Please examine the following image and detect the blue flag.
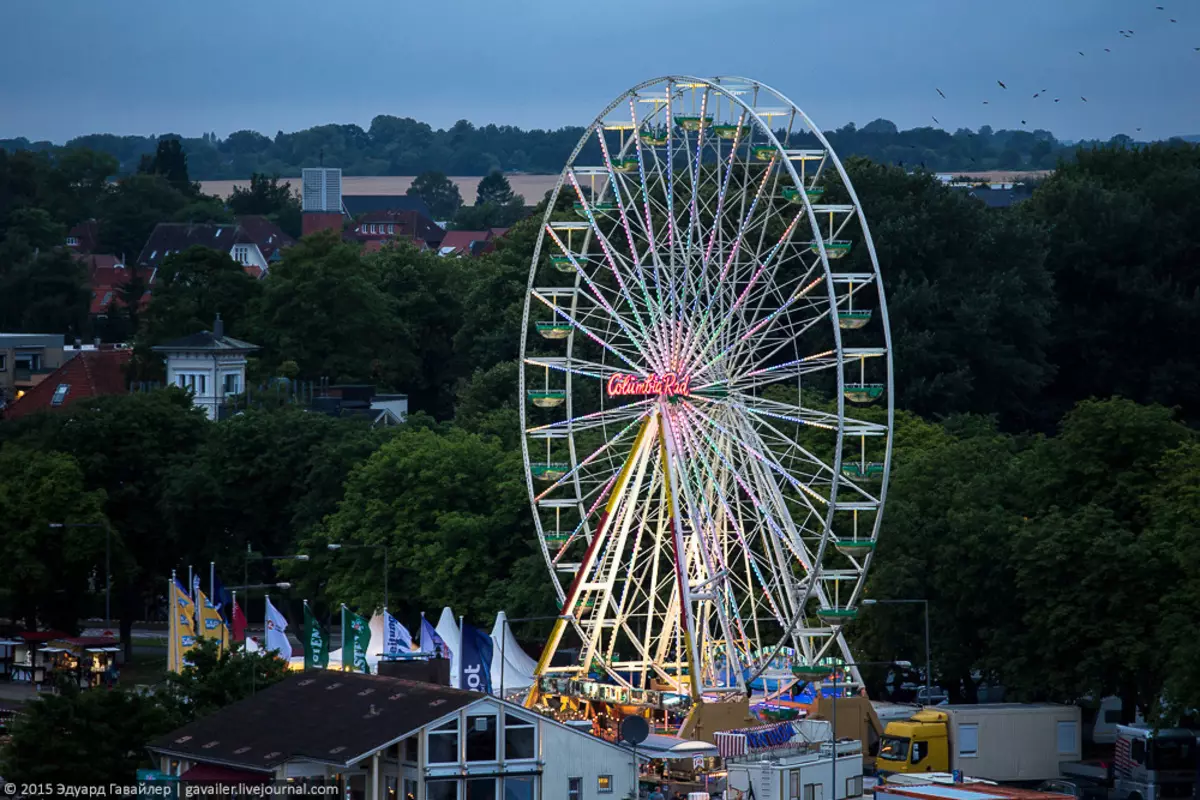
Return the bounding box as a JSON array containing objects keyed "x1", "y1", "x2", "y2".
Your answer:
[
  {"x1": 421, "y1": 616, "x2": 449, "y2": 659},
  {"x1": 459, "y1": 622, "x2": 493, "y2": 694},
  {"x1": 212, "y1": 573, "x2": 232, "y2": 624}
]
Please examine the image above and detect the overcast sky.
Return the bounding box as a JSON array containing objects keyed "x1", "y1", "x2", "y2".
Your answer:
[{"x1": 2, "y1": 0, "x2": 1197, "y2": 144}]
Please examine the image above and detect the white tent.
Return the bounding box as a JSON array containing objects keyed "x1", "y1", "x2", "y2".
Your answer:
[
  {"x1": 436, "y1": 607, "x2": 461, "y2": 688},
  {"x1": 489, "y1": 611, "x2": 537, "y2": 694}
]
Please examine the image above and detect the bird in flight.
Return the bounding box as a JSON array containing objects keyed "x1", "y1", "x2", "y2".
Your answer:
[
  {"x1": 1078, "y1": 50, "x2": 1086, "y2": 56},
  {"x1": 1156, "y1": 5, "x2": 1163, "y2": 9},
  {"x1": 936, "y1": 88, "x2": 946, "y2": 98},
  {"x1": 932, "y1": 116, "x2": 940, "y2": 124},
  {"x1": 1021, "y1": 120, "x2": 1027, "y2": 125},
  {"x1": 1033, "y1": 92, "x2": 1041, "y2": 98},
  {"x1": 1055, "y1": 98, "x2": 1061, "y2": 103},
  {"x1": 1081, "y1": 96, "x2": 1088, "y2": 102},
  {"x1": 983, "y1": 101, "x2": 990, "y2": 105},
  {"x1": 997, "y1": 80, "x2": 1007, "y2": 89},
  {"x1": 1105, "y1": 48, "x2": 1111, "y2": 52},
  {"x1": 1170, "y1": 18, "x2": 1177, "y2": 22},
  {"x1": 1137, "y1": 127, "x2": 1143, "y2": 131}
]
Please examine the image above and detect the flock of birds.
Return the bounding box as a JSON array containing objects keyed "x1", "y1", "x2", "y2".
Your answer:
[{"x1": 928, "y1": 3, "x2": 1195, "y2": 138}]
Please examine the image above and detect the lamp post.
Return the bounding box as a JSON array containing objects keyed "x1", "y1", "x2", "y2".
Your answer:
[
  {"x1": 243, "y1": 546, "x2": 310, "y2": 592},
  {"x1": 326, "y1": 543, "x2": 388, "y2": 613},
  {"x1": 226, "y1": 582, "x2": 292, "y2": 591},
  {"x1": 861, "y1": 598, "x2": 931, "y2": 703},
  {"x1": 50, "y1": 522, "x2": 110, "y2": 630},
  {"x1": 823, "y1": 659, "x2": 911, "y2": 800},
  {"x1": 496, "y1": 615, "x2": 559, "y2": 699}
]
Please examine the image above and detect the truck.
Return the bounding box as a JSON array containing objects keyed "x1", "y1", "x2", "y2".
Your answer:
[
  {"x1": 875, "y1": 703, "x2": 1083, "y2": 782},
  {"x1": 1059, "y1": 723, "x2": 1198, "y2": 800}
]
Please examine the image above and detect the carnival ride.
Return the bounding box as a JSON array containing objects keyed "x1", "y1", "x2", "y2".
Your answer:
[{"x1": 518, "y1": 76, "x2": 894, "y2": 716}]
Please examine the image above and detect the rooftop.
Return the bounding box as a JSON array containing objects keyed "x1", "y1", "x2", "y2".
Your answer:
[
  {"x1": 146, "y1": 671, "x2": 480, "y2": 771},
  {"x1": 2, "y1": 350, "x2": 131, "y2": 419},
  {"x1": 152, "y1": 330, "x2": 259, "y2": 353}
]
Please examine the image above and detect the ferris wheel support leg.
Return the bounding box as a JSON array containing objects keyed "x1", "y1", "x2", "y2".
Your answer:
[
  {"x1": 835, "y1": 630, "x2": 863, "y2": 689},
  {"x1": 658, "y1": 406, "x2": 704, "y2": 702}
]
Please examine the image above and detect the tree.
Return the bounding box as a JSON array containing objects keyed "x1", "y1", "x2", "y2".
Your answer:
[
  {"x1": 228, "y1": 172, "x2": 302, "y2": 237},
  {"x1": 0, "y1": 208, "x2": 90, "y2": 335},
  {"x1": 294, "y1": 426, "x2": 552, "y2": 622},
  {"x1": 0, "y1": 445, "x2": 108, "y2": 631},
  {"x1": 476, "y1": 170, "x2": 515, "y2": 206},
  {"x1": 139, "y1": 137, "x2": 196, "y2": 195},
  {"x1": 165, "y1": 638, "x2": 289, "y2": 718},
  {"x1": 0, "y1": 390, "x2": 209, "y2": 656},
  {"x1": 139, "y1": 245, "x2": 263, "y2": 347},
  {"x1": 248, "y1": 231, "x2": 414, "y2": 387},
  {"x1": 406, "y1": 170, "x2": 463, "y2": 219},
  {"x1": 98, "y1": 173, "x2": 188, "y2": 260},
  {"x1": 1, "y1": 680, "x2": 182, "y2": 785}
]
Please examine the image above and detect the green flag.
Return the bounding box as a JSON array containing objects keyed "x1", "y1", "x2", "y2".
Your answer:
[
  {"x1": 303, "y1": 602, "x2": 329, "y2": 670},
  {"x1": 342, "y1": 605, "x2": 371, "y2": 674}
]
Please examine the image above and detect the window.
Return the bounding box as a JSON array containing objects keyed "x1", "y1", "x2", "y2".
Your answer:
[
  {"x1": 51, "y1": 384, "x2": 70, "y2": 407},
  {"x1": 503, "y1": 713, "x2": 535, "y2": 760},
  {"x1": 387, "y1": 223, "x2": 395, "y2": 234},
  {"x1": 232, "y1": 245, "x2": 251, "y2": 264},
  {"x1": 957, "y1": 723, "x2": 979, "y2": 757},
  {"x1": 223, "y1": 373, "x2": 240, "y2": 395},
  {"x1": 0, "y1": 354, "x2": 6, "y2": 371},
  {"x1": 1131, "y1": 739, "x2": 1146, "y2": 764},
  {"x1": 402, "y1": 736, "x2": 417, "y2": 762},
  {"x1": 598, "y1": 775, "x2": 613, "y2": 794},
  {"x1": 402, "y1": 778, "x2": 417, "y2": 798},
  {"x1": 466, "y1": 779, "x2": 496, "y2": 800},
  {"x1": 428, "y1": 719, "x2": 459, "y2": 764},
  {"x1": 427, "y1": 780, "x2": 459, "y2": 800},
  {"x1": 912, "y1": 740, "x2": 929, "y2": 764},
  {"x1": 1057, "y1": 721, "x2": 1078, "y2": 755},
  {"x1": 66, "y1": 236, "x2": 80, "y2": 246},
  {"x1": 503, "y1": 776, "x2": 535, "y2": 800},
  {"x1": 804, "y1": 782, "x2": 823, "y2": 800},
  {"x1": 846, "y1": 775, "x2": 863, "y2": 798},
  {"x1": 466, "y1": 714, "x2": 497, "y2": 762},
  {"x1": 567, "y1": 778, "x2": 582, "y2": 800},
  {"x1": 177, "y1": 373, "x2": 206, "y2": 393},
  {"x1": 789, "y1": 770, "x2": 801, "y2": 799}
]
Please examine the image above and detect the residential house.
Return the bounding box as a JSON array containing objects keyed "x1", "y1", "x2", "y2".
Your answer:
[
  {"x1": 137, "y1": 219, "x2": 291, "y2": 280},
  {"x1": 3, "y1": 349, "x2": 131, "y2": 420},
  {"x1": 150, "y1": 316, "x2": 257, "y2": 420},
  {"x1": 72, "y1": 254, "x2": 153, "y2": 318},
  {"x1": 145, "y1": 671, "x2": 637, "y2": 800},
  {"x1": 343, "y1": 194, "x2": 433, "y2": 220},
  {"x1": 0, "y1": 333, "x2": 67, "y2": 407},
  {"x1": 349, "y1": 210, "x2": 445, "y2": 252},
  {"x1": 438, "y1": 230, "x2": 497, "y2": 258},
  {"x1": 66, "y1": 220, "x2": 101, "y2": 254}
]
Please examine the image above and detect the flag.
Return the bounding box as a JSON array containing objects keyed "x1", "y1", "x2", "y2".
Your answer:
[
  {"x1": 231, "y1": 596, "x2": 247, "y2": 644},
  {"x1": 168, "y1": 577, "x2": 198, "y2": 673},
  {"x1": 460, "y1": 622, "x2": 494, "y2": 694},
  {"x1": 342, "y1": 606, "x2": 371, "y2": 674},
  {"x1": 264, "y1": 596, "x2": 292, "y2": 660},
  {"x1": 195, "y1": 587, "x2": 230, "y2": 654},
  {"x1": 383, "y1": 610, "x2": 412, "y2": 656},
  {"x1": 421, "y1": 614, "x2": 449, "y2": 658},
  {"x1": 212, "y1": 572, "x2": 232, "y2": 623},
  {"x1": 303, "y1": 602, "x2": 329, "y2": 670}
]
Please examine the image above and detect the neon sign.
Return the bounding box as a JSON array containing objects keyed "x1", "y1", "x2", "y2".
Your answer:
[{"x1": 606, "y1": 372, "x2": 692, "y2": 398}]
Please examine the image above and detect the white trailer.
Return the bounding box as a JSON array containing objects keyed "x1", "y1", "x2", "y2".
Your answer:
[{"x1": 727, "y1": 740, "x2": 864, "y2": 800}]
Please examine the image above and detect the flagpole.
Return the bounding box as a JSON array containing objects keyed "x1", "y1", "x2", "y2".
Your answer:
[
  {"x1": 341, "y1": 604, "x2": 348, "y2": 673},
  {"x1": 457, "y1": 614, "x2": 464, "y2": 690},
  {"x1": 168, "y1": 572, "x2": 176, "y2": 674}
]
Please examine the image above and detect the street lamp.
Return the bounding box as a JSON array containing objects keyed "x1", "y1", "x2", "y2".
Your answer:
[
  {"x1": 243, "y1": 545, "x2": 310, "y2": 590},
  {"x1": 496, "y1": 615, "x2": 559, "y2": 699},
  {"x1": 50, "y1": 522, "x2": 110, "y2": 630},
  {"x1": 817, "y1": 659, "x2": 911, "y2": 800},
  {"x1": 326, "y1": 543, "x2": 388, "y2": 612},
  {"x1": 860, "y1": 598, "x2": 931, "y2": 702},
  {"x1": 226, "y1": 582, "x2": 292, "y2": 591}
]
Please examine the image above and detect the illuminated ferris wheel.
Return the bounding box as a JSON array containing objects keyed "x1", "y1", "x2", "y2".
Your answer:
[{"x1": 518, "y1": 75, "x2": 894, "y2": 703}]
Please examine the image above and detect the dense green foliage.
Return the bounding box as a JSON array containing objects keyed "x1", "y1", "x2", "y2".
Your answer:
[{"x1": 4, "y1": 117, "x2": 1183, "y2": 179}]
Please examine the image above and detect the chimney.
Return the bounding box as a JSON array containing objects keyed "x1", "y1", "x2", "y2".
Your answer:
[{"x1": 213, "y1": 313, "x2": 224, "y2": 339}]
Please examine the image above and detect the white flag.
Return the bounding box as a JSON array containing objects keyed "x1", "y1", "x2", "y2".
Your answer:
[
  {"x1": 384, "y1": 610, "x2": 413, "y2": 655},
  {"x1": 264, "y1": 597, "x2": 292, "y2": 660}
]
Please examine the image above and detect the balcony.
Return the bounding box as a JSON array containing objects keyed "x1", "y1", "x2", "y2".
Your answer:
[{"x1": 13, "y1": 367, "x2": 55, "y2": 385}]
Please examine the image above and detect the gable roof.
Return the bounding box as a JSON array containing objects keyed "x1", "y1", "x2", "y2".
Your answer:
[
  {"x1": 146, "y1": 672, "x2": 480, "y2": 771},
  {"x1": 342, "y1": 194, "x2": 431, "y2": 219},
  {"x1": 438, "y1": 230, "x2": 494, "y2": 257},
  {"x1": 349, "y1": 210, "x2": 444, "y2": 248},
  {"x1": 234, "y1": 215, "x2": 295, "y2": 262},
  {"x1": 3, "y1": 350, "x2": 131, "y2": 420},
  {"x1": 67, "y1": 220, "x2": 101, "y2": 254},
  {"x1": 136, "y1": 223, "x2": 251, "y2": 270}
]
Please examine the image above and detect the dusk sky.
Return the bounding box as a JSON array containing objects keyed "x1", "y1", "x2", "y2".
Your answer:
[{"x1": 3, "y1": 0, "x2": 1197, "y2": 144}]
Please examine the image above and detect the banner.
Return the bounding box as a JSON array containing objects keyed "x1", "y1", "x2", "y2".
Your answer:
[
  {"x1": 383, "y1": 610, "x2": 412, "y2": 656},
  {"x1": 231, "y1": 597, "x2": 247, "y2": 644},
  {"x1": 195, "y1": 587, "x2": 230, "y2": 654},
  {"x1": 459, "y1": 622, "x2": 493, "y2": 694},
  {"x1": 168, "y1": 577, "x2": 197, "y2": 673},
  {"x1": 264, "y1": 596, "x2": 293, "y2": 660},
  {"x1": 342, "y1": 606, "x2": 371, "y2": 674},
  {"x1": 304, "y1": 602, "x2": 329, "y2": 670},
  {"x1": 212, "y1": 571, "x2": 232, "y2": 624},
  {"x1": 420, "y1": 615, "x2": 449, "y2": 658}
]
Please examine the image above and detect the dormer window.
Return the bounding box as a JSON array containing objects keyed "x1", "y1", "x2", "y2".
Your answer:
[{"x1": 66, "y1": 236, "x2": 80, "y2": 246}]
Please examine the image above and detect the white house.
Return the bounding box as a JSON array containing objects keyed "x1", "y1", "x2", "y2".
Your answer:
[
  {"x1": 146, "y1": 671, "x2": 637, "y2": 800},
  {"x1": 151, "y1": 315, "x2": 256, "y2": 420}
]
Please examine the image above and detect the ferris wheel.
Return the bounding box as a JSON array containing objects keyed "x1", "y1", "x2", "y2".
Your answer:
[{"x1": 518, "y1": 76, "x2": 894, "y2": 703}]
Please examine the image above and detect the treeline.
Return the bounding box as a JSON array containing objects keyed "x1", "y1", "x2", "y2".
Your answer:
[
  {"x1": 2, "y1": 115, "x2": 1177, "y2": 179},
  {"x1": 0, "y1": 143, "x2": 1198, "y2": 725}
]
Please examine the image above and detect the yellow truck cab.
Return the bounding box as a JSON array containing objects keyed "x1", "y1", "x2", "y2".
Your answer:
[{"x1": 877, "y1": 710, "x2": 950, "y2": 775}]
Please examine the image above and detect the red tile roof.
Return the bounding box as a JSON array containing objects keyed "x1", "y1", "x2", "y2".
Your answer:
[
  {"x1": 3, "y1": 350, "x2": 131, "y2": 420},
  {"x1": 234, "y1": 215, "x2": 294, "y2": 261},
  {"x1": 438, "y1": 230, "x2": 494, "y2": 257},
  {"x1": 67, "y1": 220, "x2": 101, "y2": 254}
]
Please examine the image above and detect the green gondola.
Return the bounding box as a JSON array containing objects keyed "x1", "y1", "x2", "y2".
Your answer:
[
  {"x1": 612, "y1": 157, "x2": 639, "y2": 173},
  {"x1": 835, "y1": 539, "x2": 877, "y2": 557},
  {"x1": 809, "y1": 240, "x2": 853, "y2": 259},
  {"x1": 535, "y1": 322, "x2": 572, "y2": 340},
  {"x1": 531, "y1": 462, "x2": 570, "y2": 481},
  {"x1": 837, "y1": 310, "x2": 873, "y2": 329},
  {"x1": 816, "y1": 608, "x2": 859, "y2": 624},
  {"x1": 712, "y1": 124, "x2": 747, "y2": 140},
  {"x1": 639, "y1": 130, "x2": 669, "y2": 146},
  {"x1": 751, "y1": 145, "x2": 780, "y2": 162},
  {"x1": 674, "y1": 115, "x2": 712, "y2": 131},
  {"x1": 843, "y1": 383, "x2": 885, "y2": 403},
  {"x1": 549, "y1": 255, "x2": 577, "y2": 273},
  {"x1": 527, "y1": 389, "x2": 566, "y2": 408},
  {"x1": 840, "y1": 462, "x2": 885, "y2": 481},
  {"x1": 782, "y1": 186, "x2": 826, "y2": 204},
  {"x1": 791, "y1": 664, "x2": 834, "y2": 681}
]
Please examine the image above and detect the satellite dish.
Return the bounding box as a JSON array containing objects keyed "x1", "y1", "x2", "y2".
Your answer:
[{"x1": 620, "y1": 714, "x2": 650, "y2": 746}]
